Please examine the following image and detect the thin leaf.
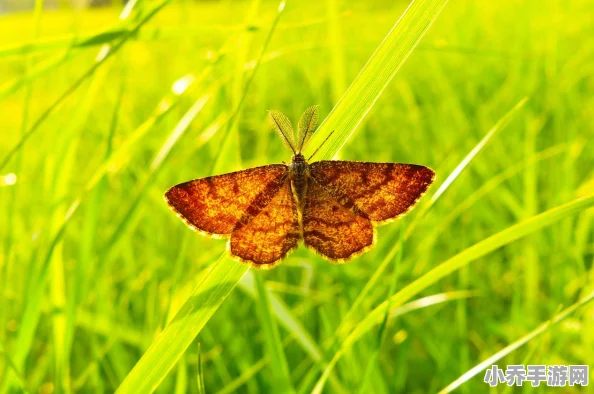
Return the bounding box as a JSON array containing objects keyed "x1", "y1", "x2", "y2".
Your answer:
[
  {"x1": 0, "y1": 0, "x2": 171, "y2": 172},
  {"x1": 334, "y1": 97, "x2": 528, "y2": 341},
  {"x1": 116, "y1": 2, "x2": 287, "y2": 392},
  {"x1": 311, "y1": 291, "x2": 477, "y2": 394},
  {"x1": 211, "y1": 0, "x2": 288, "y2": 175},
  {"x1": 357, "y1": 224, "x2": 405, "y2": 394},
  {"x1": 254, "y1": 273, "x2": 294, "y2": 392},
  {"x1": 216, "y1": 359, "x2": 267, "y2": 394},
  {"x1": 238, "y1": 272, "x2": 346, "y2": 393},
  {"x1": 312, "y1": 194, "x2": 594, "y2": 393},
  {"x1": 429, "y1": 97, "x2": 528, "y2": 205},
  {"x1": 239, "y1": 271, "x2": 322, "y2": 362},
  {"x1": 303, "y1": 0, "x2": 450, "y2": 161},
  {"x1": 116, "y1": 256, "x2": 249, "y2": 394},
  {"x1": 197, "y1": 343, "x2": 206, "y2": 394},
  {"x1": 439, "y1": 291, "x2": 594, "y2": 394}
]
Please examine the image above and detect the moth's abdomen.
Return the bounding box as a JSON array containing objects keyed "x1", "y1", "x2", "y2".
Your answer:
[{"x1": 291, "y1": 173, "x2": 308, "y2": 207}]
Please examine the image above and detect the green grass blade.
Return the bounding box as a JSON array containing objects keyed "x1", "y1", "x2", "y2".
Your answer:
[
  {"x1": 0, "y1": 51, "x2": 79, "y2": 100},
  {"x1": 254, "y1": 273, "x2": 294, "y2": 392},
  {"x1": 357, "y1": 225, "x2": 405, "y2": 394},
  {"x1": 438, "y1": 291, "x2": 594, "y2": 394},
  {"x1": 333, "y1": 96, "x2": 528, "y2": 344},
  {"x1": 116, "y1": 256, "x2": 248, "y2": 393},
  {"x1": 238, "y1": 272, "x2": 347, "y2": 393},
  {"x1": 97, "y1": 81, "x2": 216, "y2": 268},
  {"x1": 196, "y1": 343, "x2": 205, "y2": 394},
  {"x1": 211, "y1": 1, "x2": 287, "y2": 175},
  {"x1": 312, "y1": 194, "x2": 594, "y2": 393},
  {"x1": 311, "y1": 291, "x2": 476, "y2": 394},
  {"x1": 0, "y1": 11, "x2": 347, "y2": 59},
  {"x1": 303, "y1": 0, "x2": 450, "y2": 161},
  {"x1": 116, "y1": 3, "x2": 286, "y2": 392},
  {"x1": 0, "y1": 0, "x2": 170, "y2": 172},
  {"x1": 428, "y1": 97, "x2": 528, "y2": 205},
  {"x1": 216, "y1": 358, "x2": 268, "y2": 394},
  {"x1": 415, "y1": 143, "x2": 571, "y2": 254},
  {"x1": 239, "y1": 271, "x2": 322, "y2": 362},
  {"x1": 391, "y1": 195, "x2": 594, "y2": 309},
  {"x1": 0, "y1": 342, "x2": 30, "y2": 393},
  {"x1": 326, "y1": 0, "x2": 347, "y2": 102},
  {"x1": 2, "y1": 74, "x2": 190, "y2": 390},
  {"x1": 0, "y1": 0, "x2": 42, "y2": 381}
]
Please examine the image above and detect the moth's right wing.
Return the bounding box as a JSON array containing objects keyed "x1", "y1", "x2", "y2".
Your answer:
[
  {"x1": 165, "y1": 164, "x2": 288, "y2": 237},
  {"x1": 302, "y1": 178, "x2": 374, "y2": 262},
  {"x1": 310, "y1": 161, "x2": 435, "y2": 223}
]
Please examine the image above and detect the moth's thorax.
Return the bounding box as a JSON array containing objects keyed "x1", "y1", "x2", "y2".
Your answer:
[
  {"x1": 288, "y1": 153, "x2": 309, "y2": 176},
  {"x1": 288, "y1": 153, "x2": 310, "y2": 205}
]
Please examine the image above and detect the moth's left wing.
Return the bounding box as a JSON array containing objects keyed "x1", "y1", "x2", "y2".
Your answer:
[
  {"x1": 230, "y1": 180, "x2": 299, "y2": 268},
  {"x1": 310, "y1": 161, "x2": 435, "y2": 223},
  {"x1": 165, "y1": 164, "x2": 287, "y2": 237}
]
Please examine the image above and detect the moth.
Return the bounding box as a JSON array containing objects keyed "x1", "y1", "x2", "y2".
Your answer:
[{"x1": 165, "y1": 106, "x2": 435, "y2": 268}]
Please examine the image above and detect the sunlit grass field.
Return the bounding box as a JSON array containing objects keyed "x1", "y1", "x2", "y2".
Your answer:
[{"x1": 1, "y1": 0, "x2": 593, "y2": 392}]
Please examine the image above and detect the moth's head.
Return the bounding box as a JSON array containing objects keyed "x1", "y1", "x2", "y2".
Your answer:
[
  {"x1": 268, "y1": 105, "x2": 319, "y2": 154},
  {"x1": 291, "y1": 153, "x2": 307, "y2": 164}
]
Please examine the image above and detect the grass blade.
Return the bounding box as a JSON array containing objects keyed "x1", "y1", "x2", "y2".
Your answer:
[
  {"x1": 312, "y1": 194, "x2": 594, "y2": 393},
  {"x1": 0, "y1": 0, "x2": 170, "y2": 172},
  {"x1": 311, "y1": 291, "x2": 476, "y2": 394},
  {"x1": 439, "y1": 291, "x2": 594, "y2": 393},
  {"x1": 303, "y1": 0, "x2": 450, "y2": 161},
  {"x1": 429, "y1": 97, "x2": 528, "y2": 205},
  {"x1": 115, "y1": 256, "x2": 248, "y2": 394},
  {"x1": 238, "y1": 272, "x2": 347, "y2": 393},
  {"x1": 116, "y1": 3, "x2": 286, "y2": 392},
  {"x1": 333, "y1": 97, "x2": 528, "y2": 341},
  {"x1": 392, "y1": 194, "x2": 594, "y2": 309},
  {"x1": 357, "y1": 225, "x2": 405, "y2": 393},
  {"x1": 1, "y1": 74, "x2": 191, "y2": 391},
  {"x1": 254, "y1": 273, "x2": 294, "y2": 392},
  {"x1": 239, "y1": 271, "x2": 322, "y2": 362}
]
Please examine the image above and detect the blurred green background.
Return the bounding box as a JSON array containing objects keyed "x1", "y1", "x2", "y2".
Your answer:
[{"x1": 1, "y1": 0, "x2": 593, "y2": 392}]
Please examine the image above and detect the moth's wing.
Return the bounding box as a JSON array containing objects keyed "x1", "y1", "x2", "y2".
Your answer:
[
  {"x1": 310, "y1": 161, "x2": 435, "y2": 223},
  {"x1": 230, "y1": 180, "x2": 300, "y2": 268},
  {"x1": 165, "y1": 164, "x2": 288, "y2": 237},
  {"x1": 302, "y1": 178, "x2": 374, "y2": 262}
]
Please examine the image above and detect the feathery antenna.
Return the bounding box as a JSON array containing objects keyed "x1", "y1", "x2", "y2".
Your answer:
[
  {"x1": 268, "y1": 110, "x2": 296, "y2": 154},
  {"x1": 297, "y1": 105, "x2": 319, "y2": 152}
]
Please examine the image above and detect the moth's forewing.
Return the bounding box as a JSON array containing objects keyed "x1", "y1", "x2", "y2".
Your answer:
[
  {"x1": 165, "y1": 164, "x2": 287, "y2": 236},
  {"x1": 310, "y1": 161, "x2": 435, "y2": 223}
]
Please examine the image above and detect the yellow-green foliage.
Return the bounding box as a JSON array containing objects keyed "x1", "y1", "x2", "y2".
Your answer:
[{"x1": 0, "y1": 0, "x2": 593, "y2": 393}]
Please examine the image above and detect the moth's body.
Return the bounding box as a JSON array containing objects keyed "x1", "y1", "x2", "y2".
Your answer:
[
  {"x1": 288, "y1": 153, "x2": 310, "y2": 208},
  {"x1": 165, "y1": 106, "x2": 435, "y2": 268}
]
